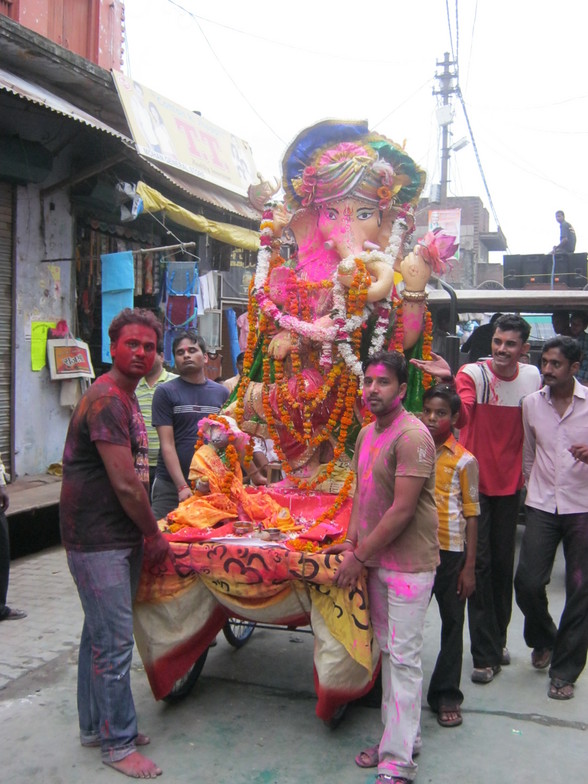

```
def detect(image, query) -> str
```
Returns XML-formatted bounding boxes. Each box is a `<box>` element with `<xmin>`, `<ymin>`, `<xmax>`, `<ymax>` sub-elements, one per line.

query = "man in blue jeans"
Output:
<box><xmin>60</xmin><ymin>308</ymin><xmax>171</xmax><ymax>778</ymax></box>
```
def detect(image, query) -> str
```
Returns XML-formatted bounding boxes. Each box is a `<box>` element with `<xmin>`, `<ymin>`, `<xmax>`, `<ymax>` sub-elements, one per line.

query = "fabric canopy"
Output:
<box><xmin>136</xmin><ymin>180</ymin><xmax>260</xmax><ymax>252</ymax></box>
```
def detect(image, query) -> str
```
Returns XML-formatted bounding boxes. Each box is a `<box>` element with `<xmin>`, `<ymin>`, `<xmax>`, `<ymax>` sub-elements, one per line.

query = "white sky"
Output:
<box><xmin>123</xmin><ymin>0</ymin><xmax>588</xmax><ymax>260</ymax></box>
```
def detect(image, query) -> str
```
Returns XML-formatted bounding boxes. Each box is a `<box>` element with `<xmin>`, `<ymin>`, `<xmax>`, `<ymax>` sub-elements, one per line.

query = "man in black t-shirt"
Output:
<box><xmin>60</xmin><ymin>308</ymin><xmax>171</xmax><ymax>778</ymax></box>
<box><xmin>553</xmin><ymin>210</ymin><xmax>576</xmax><ymax>254</ymax></box>
<box><xmin>151</xmin><ymin>330</ymin><xmax>229</xmax><ymax>520</ymax></box>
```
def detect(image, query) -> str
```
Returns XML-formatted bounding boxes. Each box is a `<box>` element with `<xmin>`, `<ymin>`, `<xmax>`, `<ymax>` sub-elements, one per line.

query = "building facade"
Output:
<box><xmin>0</xmin><ymin>12</ymin><xmax>261</xmax><ymax>480</ymax></box>
<box><xmin>415</xmin><ymin>195</ymin><xmax>506</xmax><ymax>289</ymax></box>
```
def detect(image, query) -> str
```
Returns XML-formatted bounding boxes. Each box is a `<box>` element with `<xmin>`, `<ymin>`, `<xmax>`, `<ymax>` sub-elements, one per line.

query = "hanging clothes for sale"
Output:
<box><xmin>101</xmin><ymin>251</ymin><xmax>135</xmax><ymax>363</ymax></box>
<box><xmin>162</xmin><ymin>259</ymin><xmax>199</xmax><ymax>364</ymax></box>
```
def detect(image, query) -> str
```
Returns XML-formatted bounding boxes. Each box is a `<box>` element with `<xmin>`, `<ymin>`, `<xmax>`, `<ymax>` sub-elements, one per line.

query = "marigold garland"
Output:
<box><xmin>421</xmin><ymin>309</ymin><xmax>434</xmax><ymax>389</ymax></box>
<box><xmin>234</xmin><ymin>203</ymin><xmax>429</xmax><ymax>522</ymax></box>
<box><xmin>388</xmin><ymin>302</ymin><xmax>433</xmax><ymax>389</ymax></box>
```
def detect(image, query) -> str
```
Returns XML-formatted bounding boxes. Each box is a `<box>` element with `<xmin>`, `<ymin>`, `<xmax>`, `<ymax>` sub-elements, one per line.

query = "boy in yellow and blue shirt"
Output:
<box><xmin>422</xmin><ymin>384</ymin><xmax>480</xmax><ymax>728</ymax></box>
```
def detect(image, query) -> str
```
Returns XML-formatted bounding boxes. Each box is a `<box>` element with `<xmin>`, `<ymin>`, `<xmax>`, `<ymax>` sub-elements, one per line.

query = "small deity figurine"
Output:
<box><xmin>232</xmin><ymin>120</ymin><xmax>456</xmax><ymax>504</ymax></box>
<box><xmin>166</xmin><ymin>415</ymin><xmax>284</xmax><ymax>532</ymax></box>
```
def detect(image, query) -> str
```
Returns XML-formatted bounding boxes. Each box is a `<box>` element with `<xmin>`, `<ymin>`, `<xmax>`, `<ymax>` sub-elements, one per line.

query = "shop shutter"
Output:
<box><xmin>0</xmin><ymin>181</ymin><xmax>13</xmax><ymax>471</ymax></box>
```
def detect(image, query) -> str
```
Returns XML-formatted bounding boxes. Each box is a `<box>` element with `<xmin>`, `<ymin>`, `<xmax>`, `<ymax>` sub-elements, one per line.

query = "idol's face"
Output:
<box><xmin>317</xmin><ymin>199</ymin><xmax>381</xmax><ymax>258</ymax></box>
<box><xmin>208</xmin><ymin>425</ymin><xmax>230</xmax><ymax>450</ymax></box>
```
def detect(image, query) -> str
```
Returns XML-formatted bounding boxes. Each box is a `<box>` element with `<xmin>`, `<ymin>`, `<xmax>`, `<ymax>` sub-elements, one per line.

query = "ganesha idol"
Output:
<box><xmin>230</xmin><ymin>120</ymin><xmax>456</xmax><ymax>504</ymax></box>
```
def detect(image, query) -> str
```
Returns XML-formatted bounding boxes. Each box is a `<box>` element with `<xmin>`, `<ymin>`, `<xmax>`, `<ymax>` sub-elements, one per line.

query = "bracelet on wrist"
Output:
<box><xmin>401</xmin><ymin>289</ymin><xmax>428</xmax><ymax>303</ymax></box>
<box><xmin>344</xmin><ymin>538</ymin><xmax>356</xmax><ymax>546</ymax></box>
<box><xmin>177</xmin><ymin>483</ymin><xmax>190</xmax><ymax>493</ymax></box>
<box><xmin>145</xmin><ymin>530</ymin><xmax>161</xmax><ymax>542</ymax></box>
<box><xmin>352</xmin><ymin>551</ymin><xmax>365</xmax><ymax>564</ymax></box>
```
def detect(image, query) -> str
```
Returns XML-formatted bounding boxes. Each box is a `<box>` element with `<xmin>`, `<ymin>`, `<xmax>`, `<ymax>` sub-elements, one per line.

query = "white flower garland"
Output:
<box><xmin>252</xmin><ymin>205</ymin><xmax>412</xmax><ymax>380</ymax></box>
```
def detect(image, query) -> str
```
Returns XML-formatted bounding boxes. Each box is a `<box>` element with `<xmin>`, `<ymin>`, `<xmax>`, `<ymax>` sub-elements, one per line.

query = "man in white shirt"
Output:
<box><xmin>515</xmin><ymin>336</ymin><xmax>588</xmax><ymax>701</ymax></box>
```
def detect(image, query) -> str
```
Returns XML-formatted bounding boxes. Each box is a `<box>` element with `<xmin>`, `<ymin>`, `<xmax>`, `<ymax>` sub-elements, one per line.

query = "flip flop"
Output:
<box><xmin>437</xmin><ymin>704</ymin><xmax>463</xmax><ymax>727</ymax></box>
<box><xmin>531</xmin><ymin>648</ymin><xmax>552</xmax><ymax>670</ymax></box>
<box><xmin>354</xmin><ymin>744</ymin><xmax>379</xmax><ymax>768</ymax></box>
<box><xmin>548</xmin><ymin>678</ymin><xmax>574</xmax><ymax>700</ymax></box>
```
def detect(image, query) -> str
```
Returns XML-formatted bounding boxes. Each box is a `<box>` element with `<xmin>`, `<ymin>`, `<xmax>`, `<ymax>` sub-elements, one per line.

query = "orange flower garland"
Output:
<box><xmin>388</xmin><ymin>302</ymin><xmax>434</xmax><ymax>390</ymax></box>
<box><xmin>389</xmin><ymin>299</ymin><xmax>405</xmax><ymax>352</ymax></box>
<box><xmin>421</xmin><ymin>309</ymin><xmax>434</xmax><ymax>389</ymax></box>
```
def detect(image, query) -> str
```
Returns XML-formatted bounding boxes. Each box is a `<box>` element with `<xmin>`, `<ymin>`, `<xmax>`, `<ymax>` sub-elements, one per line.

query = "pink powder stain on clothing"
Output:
<box><xmin>383</xmin><ymin>572</ymin><xmax>414</xmax><ymax>598</ymax></box>
<box><xmin>403</xmin><ymin>312</ymin><xmax>422</xmax><ymax>332</ymax></box>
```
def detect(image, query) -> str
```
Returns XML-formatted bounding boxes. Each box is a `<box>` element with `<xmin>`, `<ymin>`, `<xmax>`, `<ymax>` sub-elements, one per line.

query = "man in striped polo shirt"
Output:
<box><xmin>136</xmin><ymin>340</ymin><xmax>177</xmax><ymax>489</ymax></box>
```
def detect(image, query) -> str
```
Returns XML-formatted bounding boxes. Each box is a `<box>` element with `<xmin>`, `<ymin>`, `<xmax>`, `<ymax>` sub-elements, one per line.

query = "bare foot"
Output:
<box><xmin>103</xmin><ymin>751</ymin><xmax>162</xmax><ymax>778</ymax></box>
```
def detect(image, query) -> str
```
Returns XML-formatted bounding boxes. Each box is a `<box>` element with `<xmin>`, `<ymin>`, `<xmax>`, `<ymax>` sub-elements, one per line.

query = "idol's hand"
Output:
<box><xmin>268</xmin><ymin>329</ymin><xmax>295</xmax><ymax>360</ymax></box>
<box><xmin>272</xmin><ymin>203</ymin><xmax>290</xmax><ymax>238</ymax></box>
<box><xmin>396</xmin><ymin>246</ymin><xmax>432</xmax><ymax>291</ymax></box>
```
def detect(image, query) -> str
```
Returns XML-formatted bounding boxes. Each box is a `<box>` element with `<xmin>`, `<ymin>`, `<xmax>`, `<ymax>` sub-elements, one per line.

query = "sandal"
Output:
<box><xmin>375</xmin><ymin>776</ymin><xmax>409</xmax><ymax>783</ymax></box>
<box><xmin>548</xmin><ymin>678</ymin><xmax>574</xmax><ymax>700</ymax></box>
<box><xmin>531</xmin><ymin>648</ymin><xmax>552</xmax><ymax>670</ymax></box>
<box><xmin>0</xmin><ymin>607</ymin><xmax>27</xmax><ymax>621</ymax></box>
<box><xmin>355</xmin><ymin>744</ymin><xmax>379</xmax><ymax>768</ymax></box>
<box><xmin>437</xmin><ymin>704</ymin><xmax>463</xmax><ymax>728</ymax></box>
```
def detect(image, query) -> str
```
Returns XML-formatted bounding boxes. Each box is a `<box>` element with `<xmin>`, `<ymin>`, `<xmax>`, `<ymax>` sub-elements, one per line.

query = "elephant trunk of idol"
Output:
<box><xmin>337</xmin><ymin>258</ymin><xmax>396</xmax><ymax>303</ymax></box>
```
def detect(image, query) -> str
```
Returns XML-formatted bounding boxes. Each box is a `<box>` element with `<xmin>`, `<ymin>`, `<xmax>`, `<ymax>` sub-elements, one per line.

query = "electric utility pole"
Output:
<box><xmin>433</xmin><ymin>53</ymin><xmax>458</xmax><ymax>205</ymax></box>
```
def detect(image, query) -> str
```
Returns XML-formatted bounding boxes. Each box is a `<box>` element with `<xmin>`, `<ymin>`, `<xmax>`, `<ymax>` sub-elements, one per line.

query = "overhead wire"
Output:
<box><xmin>373</xmin><ymin>78</ymin><xmax>435</xmax><ymax>129</ymax></box>
<box><xmin>166</xmin><ymin>0</ymin><xmax>286</xmax><ymax>147</ymax></box>
<box><xmin>455</xmin><ymin>0</ymin><xmax>460</xmax><ymax>69</ymax></box>
<box><xmin>473</xmin><ymin>132</ymin><xmax>588</xmax><ymax>200</ymax></box>
<box><xmin>168</xmin><ymin>2</ymin><xmax>407</xmax><ymax>65</ymax></box>
<box><xmin>445</xmin><ymin>0</ymin><xmax>504</xmax><ymax>232</ymax></box>
<box><xmin>445</xmin><ymin>0</ymin><xmax>456</xmax><ymax>62</ymax></box>
<box><xmin>464</xmin><ymin>0</ymin><xmax>479</xmax><ymax>93</ymax></box>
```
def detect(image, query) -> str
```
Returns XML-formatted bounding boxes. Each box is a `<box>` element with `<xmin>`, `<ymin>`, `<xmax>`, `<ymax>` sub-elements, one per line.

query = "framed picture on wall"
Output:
<box><xmin>47</xmin><ymin>339</ymin><xmax>95</xmax><ymax>380</ymax></box>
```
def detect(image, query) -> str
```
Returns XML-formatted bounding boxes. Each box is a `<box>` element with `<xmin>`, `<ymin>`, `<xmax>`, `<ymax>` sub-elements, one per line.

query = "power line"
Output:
<box><xmin>455</xmin><ymin>0</ymin><xmax>460</xmax><ymax>69</ymax></box>
<box><xmin>166</xmin><ymin>0</ymin><xmax>285</xmax><ymax>147</ymax></box>
<box><xmin>464</xmin><ymin>0</ymin><xmax>479</xmax><ymax>93</ymax></box>
<box><xmin>441</xmin><ymin>0</ymin><xmax>503</xmax><ymax>231</ymax></box>
<box><xmin>445</xmin><ymin>0</ymin><xmax>456</xmax><ymax>62</ymax></box>
<box><xmin>373</xmin><ymin>78</ymin><xmax>434</xmax><ymax>129</ymax></box>
<box><xmin>167</xmin><ymin>0</ymin><xmax>405</xmax><ymax>65</ymax></box>
<box><xmin>455</xmin><ymin>85</ymin><xmax>502</xmax><ymax>229</ymax></box>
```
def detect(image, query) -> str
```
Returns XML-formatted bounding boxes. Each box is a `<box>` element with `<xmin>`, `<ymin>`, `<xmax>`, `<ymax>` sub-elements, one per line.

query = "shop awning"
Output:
<box><xmin>140</xmin><ymin>157</ymin><xmax>261</xmax><ymax>221</ymax></box>
<box><xmin>136</xmin><ymin>181</ymin><xmax>260</xmax><ymax>252</ymax></box>
<box><xmin>0</xmin><ymin>66</ymin><xmax>130</xmax><ymax>141</ymax></box>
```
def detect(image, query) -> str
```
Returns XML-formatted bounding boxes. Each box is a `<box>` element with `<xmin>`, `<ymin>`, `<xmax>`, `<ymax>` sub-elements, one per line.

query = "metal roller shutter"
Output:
<box><xmin>0</xmin><ymin>181</ymin><xmax>13</xmax><ymax>472</ymax></box>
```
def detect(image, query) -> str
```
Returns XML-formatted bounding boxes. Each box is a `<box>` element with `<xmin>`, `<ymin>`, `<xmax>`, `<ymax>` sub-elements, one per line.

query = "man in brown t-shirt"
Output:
<box><xmin>332</xmin><ymin>351</ymin><xmax>439</xmax><ymax>784</ymax></box>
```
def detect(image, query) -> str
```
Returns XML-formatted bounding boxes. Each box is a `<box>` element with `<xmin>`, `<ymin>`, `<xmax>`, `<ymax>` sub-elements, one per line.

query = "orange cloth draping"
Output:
<box><xmin>166</xmin><ymin>445</ymin><xmax>287</xmax><ymax>532</ymax></box>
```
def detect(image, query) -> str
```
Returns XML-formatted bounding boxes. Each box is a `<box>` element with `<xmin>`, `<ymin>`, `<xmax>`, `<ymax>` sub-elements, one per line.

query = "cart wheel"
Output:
<box><xmin>222</xmin><ymin>619</ymin><xmax>256</xmax><ymax>648</ymax></box>
<box><xmin>162</xmin><ymin>648</ymin><xmax>209</xmax><ymax>703</ymax></box>
<box><xmin>324</xmin><ymin>702</ymin><xmax>348</xmax><ymax>729</ymax></box>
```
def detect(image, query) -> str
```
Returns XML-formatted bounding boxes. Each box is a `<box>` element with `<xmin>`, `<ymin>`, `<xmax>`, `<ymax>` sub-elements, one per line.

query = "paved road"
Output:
<box><xmin>1</xmin><ymin>531</ymin><xmax>586</xmax><ymax>783</ymax></box>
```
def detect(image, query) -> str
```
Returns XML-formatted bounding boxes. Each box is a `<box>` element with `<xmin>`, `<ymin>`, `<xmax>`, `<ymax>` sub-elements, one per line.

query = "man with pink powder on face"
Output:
<box><xmin>329</xmin><ymin>350</ymin><xmax>439</xmax><ymax>784</ymax></box>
